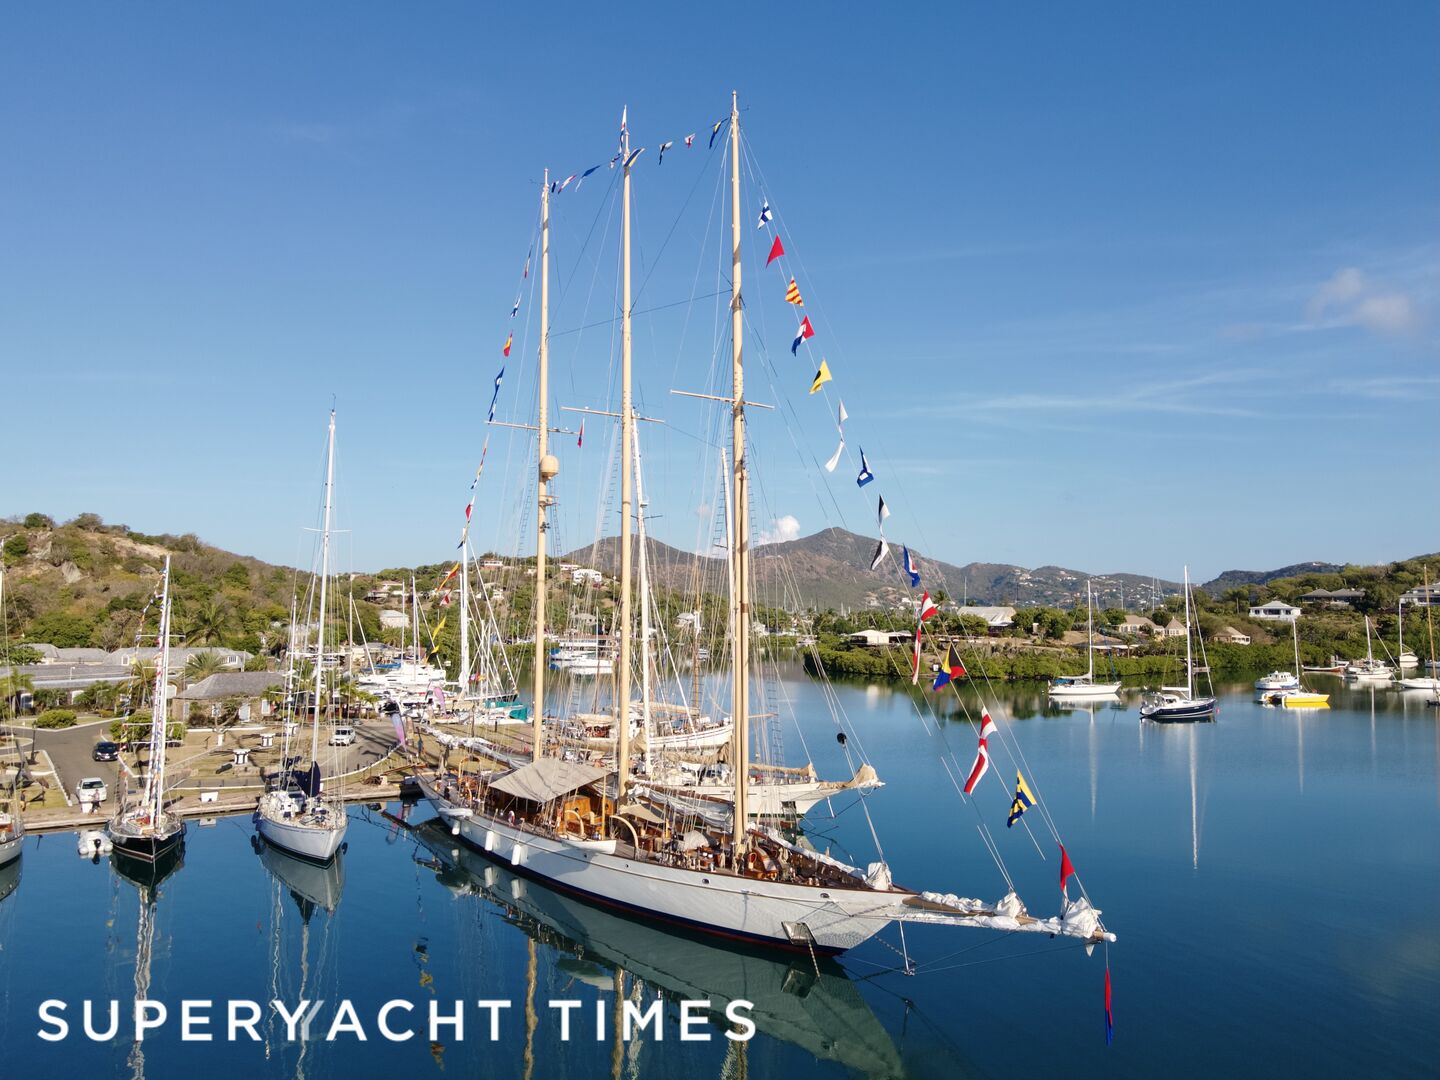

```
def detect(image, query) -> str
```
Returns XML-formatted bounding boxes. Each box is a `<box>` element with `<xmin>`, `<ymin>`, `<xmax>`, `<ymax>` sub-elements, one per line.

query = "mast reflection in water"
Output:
<box><xmin>411</xmin><ymin>819</ymin><xmax>905</xmax><ymax>1079</ymax></box>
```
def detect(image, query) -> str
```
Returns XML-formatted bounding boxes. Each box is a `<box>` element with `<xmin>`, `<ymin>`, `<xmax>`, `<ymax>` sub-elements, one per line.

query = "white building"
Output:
<box><xmin>958</xmin><ymin>606</ymin><xmax>1016</xmax><ymax>630</ymax></box>
<box><xmin>572</xmin><ymin>568</ymin><xmax>604</xmax><ymax>586</ymax></box>
<box><xmin>1248</xmin><ymin>600</ymin><xmax>1301</xmax><ymax>622</ymax></box>
<box><xmin>848</xmin><ymin>629</ymin><xmax>912</xmax><ymax>647</ymax></box>
<box><xmin>378</xmin><ymin>609</ymin><xmax>407</xmax><ymax>630</ymax></box>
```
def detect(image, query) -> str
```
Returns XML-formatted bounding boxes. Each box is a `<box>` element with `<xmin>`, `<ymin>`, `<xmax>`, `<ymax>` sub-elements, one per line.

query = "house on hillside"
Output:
<box><xmin>378</xmin><ymin>609</ymin><xmax>406</xmax><ymax>630</ymax></box>
<box><xmin>113</xmin><ymin>646</ymin><xmax>252</xmax><ymax>670</ymax></box>
<box><xmin>959</xmin><ymin>606</ymin><xmax>1016</xmax><ymax>632</ymax></box>
<box><xmin>848</xmin><ymin>629</ymin><xmax>912</xmax><ymax>647</ymax></box>
<box><xmin>21</xmin><ymin>644</ymin><xmax>62</xmax><ymax>663</ymax></box>
<box><xmin>1401</xmin><ymin>584</ymin><xmax>1440</xmax><ymax>608</ymax></box>
<box><xmin>1249</xmin><ymin>600</ymin><xmax>1301</xmax><ymax>622</ymax></box>
<box><xmin>1114</xmin><ymin>615</ymin><xmax>1158</xmax><ymax>637</ymax></box>
<box><xmin>1158</xmin><ymin>623</ymin><xmax>1188</xmax><ymax>639</ymax></box>
<box><xmin>572</xmin><ymin>568</ymin><xmax>605</xmax><ymax>586</ymax></box>
<box><xmin>169</xmin><ymin>671</ymin><xmax>285</xmax><ymax>723</ymax></box>
<box><xmin>1212</xmin><ymin>626</ymin><xmax>1252</xmax><ymax>645</ymax></box>
<box><xmin>1297</xmin><ymin>588</ymin><xmax>1365</xmax><ymax>609</ymax></box>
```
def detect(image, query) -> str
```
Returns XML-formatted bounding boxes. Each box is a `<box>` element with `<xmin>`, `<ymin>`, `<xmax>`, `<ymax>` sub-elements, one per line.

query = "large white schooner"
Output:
<box><xmin>421</xmin><ymin>94</ymin><xmax>1112</xmax><ymax>955</ymax></box>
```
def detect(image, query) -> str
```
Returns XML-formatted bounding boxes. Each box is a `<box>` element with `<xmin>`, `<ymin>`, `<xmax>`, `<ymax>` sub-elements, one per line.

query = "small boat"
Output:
<box><xmin>77</xmin><ymin>829</ymin><xmax>113</xmax><ymax>858</ymax></box>
<box><xmin>1302</xmin><ymin>659</ymin><xmax>1345</xmax><ymax>675</ymax></box>
<box><xmin>1140</xmin><ymin>568</ymin><xmax>1216</xmax><ymax>721</ymax></box>
<box><xmin>1255</xmin><ymin>671</ymin><xmax>1300</xmax><ymax>692</ymax></box>
<box><xmin>1344</xmin><ymin>619</ymin><xmax>1393</xmax><ymax>681</ymax></box>
<box><xmin>107</xmin><ymin>556</ymin><xmax>187</xmax><ymax>865</ymax></box>
<box><xmin>1266</xmin><ymin>622</ymin><xmax>1329</xmax><ymax>708</ymax></box>
<box><xmin>1050</xmin><ymin>582</ymin><xmax>1121</xmax><ymax>698</ymax></box>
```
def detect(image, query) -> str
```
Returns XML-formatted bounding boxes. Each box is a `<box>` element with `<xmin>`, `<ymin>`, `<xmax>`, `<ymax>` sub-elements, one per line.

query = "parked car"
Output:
<box><xmin>92</xmin><ymin>741</ymin><xmax>120</xmax><ymax>762</ymax></box>
<box><xmin>76</xmin><ymin>777</ymin><xmax>109</xmax><ymax>804</ymax></box>
<box><xmin>328</xmin><ymin>726</ymin><xmax>356</xmax><ymax>747</ymax></box>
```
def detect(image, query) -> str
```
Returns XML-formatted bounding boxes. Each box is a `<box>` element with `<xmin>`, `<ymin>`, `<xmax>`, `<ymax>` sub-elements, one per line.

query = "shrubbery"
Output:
<box><xmin>35</xmin><ymin>708</ymin><xmax>78</xmax><ymax>729</ymax></box>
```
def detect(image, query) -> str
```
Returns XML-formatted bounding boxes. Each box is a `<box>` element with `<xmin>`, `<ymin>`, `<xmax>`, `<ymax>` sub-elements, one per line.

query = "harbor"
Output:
<box><xmin>3</xmin><ymin>670</ymin><xmax>1438</xmax><ymax>1077</ymax></box>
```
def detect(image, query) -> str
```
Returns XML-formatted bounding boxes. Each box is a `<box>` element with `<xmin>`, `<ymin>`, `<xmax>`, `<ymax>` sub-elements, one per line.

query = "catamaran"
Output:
<box><xmin>1140</xmin><ymin>566</ymin><xmax>1217</xmax><ymax>721</ymax></box>
<box><xmin>255</xmin><ymin>409</ymin><xmax>348</xmax><ymax>863</ymax></box>
<box><xmin>108</xmin><ymin>556</ymin><xmax>187</xmax><ymax>865</ymax></box>
<box><xmin>420</xmin><ymin>95</ymin><xmax>1113</xmax><ymax>955</ymax></box>
<box><xmin>1050</xmin><ymin>581</ymin><xmax>1121</xmax><ymax>698</ymax></box>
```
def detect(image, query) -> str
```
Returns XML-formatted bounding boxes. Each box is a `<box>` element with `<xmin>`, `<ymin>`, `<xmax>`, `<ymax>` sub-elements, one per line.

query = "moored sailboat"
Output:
<box><xmin>1050</xmin><ymin>581</ymin><xmax>1121</xmax><ymax>698</ymax></box>
<box><xmin>1140</xmin><ymin>567</ymin><xmax>1216</xmax><ymax>721</ymax></box>
<box><xmin>255</xmin><ymin>409</ymin><xmax>348</xmax><ymax>863</ymax></box>
<box><xmin>107</xmin><ymin>556</ymin><xmax>187</xmax><ymax>865</ymax></box>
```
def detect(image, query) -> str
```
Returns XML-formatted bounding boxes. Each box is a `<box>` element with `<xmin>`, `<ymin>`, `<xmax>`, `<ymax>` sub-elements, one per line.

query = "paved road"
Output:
<box><xmin>3</xmin><ymin>717</ymin><xmax>399</xmax><ymax>811</ymax></box>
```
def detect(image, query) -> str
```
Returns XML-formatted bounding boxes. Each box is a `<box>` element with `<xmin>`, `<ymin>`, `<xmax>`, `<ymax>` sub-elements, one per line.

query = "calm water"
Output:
<box><xmin>2</xmin><ymin>668</ymin><xmax>1437</xmax><ymax>1078</ymax></box>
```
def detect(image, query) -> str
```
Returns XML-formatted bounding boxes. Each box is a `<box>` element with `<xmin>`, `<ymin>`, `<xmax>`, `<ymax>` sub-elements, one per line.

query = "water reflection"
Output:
<box><xmin>253</xmin><ymin>839</ymin><xmax>344</xmax><ymax>1076</ymax></box>
<box><xmin>411</xmin><ymin>819</ymin><xmax>907</xmax><ymax>1079</ymax></box>
<box><xmin>112</xmin><ymin>845</ymin><xmax>183</xmax><ymax>1080</ymax></box>
<box><xmin>256</xmin><ymin>837</ymin><xmax>346</xmax><ymax>920</ymax></box>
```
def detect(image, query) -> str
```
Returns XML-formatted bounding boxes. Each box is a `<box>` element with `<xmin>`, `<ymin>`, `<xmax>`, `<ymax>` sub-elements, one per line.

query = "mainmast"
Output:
<box><xmin>532</xmin><ymin>170</ymin><xmax>554</xmax><ymax>760</ymax></box>
<box><xmin>615</xmin><ymin>117</ymin><xmax>635</xmax><ymax>804</ymax></box>
<box><xmin>311</xmin><ymin>410</ymin><xmax>336</xmax><ymax>770</ymax></box>
<box><xmin>143</xmin><ymin>555</ymin><xmax>173</xmax><ymax>816</ymax></box>
<box><xmin>1086</xmin><ymin>581</ymin><xmax>1095</xmax><ymax>681</ymax></box>
<box><xmin>1182</xmin><ymin>565</ymin><xmax>1193</xmax><ymax>698</ymax></box>
<box><xmin>728</xmin><ymin>91</ymin><xmax>750</xmax><ymax>854</ymax></box>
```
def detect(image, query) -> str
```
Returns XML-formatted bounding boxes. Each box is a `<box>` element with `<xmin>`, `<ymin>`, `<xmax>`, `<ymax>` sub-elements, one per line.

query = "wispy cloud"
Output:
<box><xmin>1326</xmin><ymin>374</ymin><xmax>1440</xmax><ymax>400</ymax></box>
<box><xmin>1307</xmin><ymin>266</ymin><xmax>1424</xmax><ymax>338</ymax></box>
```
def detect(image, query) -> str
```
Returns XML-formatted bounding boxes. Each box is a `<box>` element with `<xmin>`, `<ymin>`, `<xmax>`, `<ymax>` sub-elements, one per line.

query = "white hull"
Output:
<box><xmin>255</xmin><ymin>794</ymin><xmax>347</xmax><ymax>862</ymax></box>
<box><xmin>1397</xmin><ymin>677</ymin><xmax>1440</xmax><ymax>692</ymax></box>
<box><xmin>0</xmin><ymin>832</ymin><xmax>21</xmax><ymax>867</ymax></box>
<box><xmin>1255</xmin><ymin>672</ymin><xmax>1300</xmax><ymax>691</ymax></box>
<box><xmin>421</xmin><ymin>776</ymin><xmax>896</xmax><ymax>953</ymax></box>
<box><xmin>1049</xmin><ymin>681</ymin><xmax>1121</xmax><ymax>698</ymax></box>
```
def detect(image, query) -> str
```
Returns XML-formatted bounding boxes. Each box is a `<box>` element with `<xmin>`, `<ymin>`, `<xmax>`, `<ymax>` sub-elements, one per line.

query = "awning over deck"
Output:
<box><xmin>489</xmin><ymin>757</ymin><xmax>607</xmax><ymax>804</ymax></box>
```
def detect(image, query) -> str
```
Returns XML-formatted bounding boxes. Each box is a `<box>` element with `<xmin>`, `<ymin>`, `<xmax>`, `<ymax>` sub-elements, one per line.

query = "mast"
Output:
<box><xmin>615</xmin><ymin>117</ymin><xmax>635</xmax><ymax>803</ymax></box>
<box><xmin>532</xmin><ymin>170</ymin><xmax>552</xmax><ymax>760</ymax></box>
<box><xmin>635</xmin><ymin>427</ymin><xmax>653</xmax><ymax>770</ymax></box>
<box><xmin>728</xmin><ymin>91</ymin><xmax>750</xmax><ymax>854</ymax></box>
<box><xmin>311</xmin><ymin>410</ymin><xmax>336</xmax><ymax>771</ymax></box>
<box><xmin>1183</xmin><ymin>565</ymin><xmax>1194</xmax><ymax>698</ymax></box>
<box><xmin>143</xmin><ymin>555</ymin><xmax>173</xmax><ymax>816</ymax></box>
<box><xmin>460</xmin><ymin>540</ymin><xmax>470</xmax><ymax>697</ymax></box>
<box><xmin>1086</xmin><ymin>581</ymin><xmax>1095</xmax><ymax>681</ymax></box>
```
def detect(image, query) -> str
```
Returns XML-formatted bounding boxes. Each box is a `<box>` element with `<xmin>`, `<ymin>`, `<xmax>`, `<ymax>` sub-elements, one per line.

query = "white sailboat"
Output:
<box><xmin>421</xmin><ymin>97</ymin><xmax>1112</xmax><ymax>954</ymax></box>
<box><xmin>255</xmin><ymin>409</ymin><xmax>348</xmax><ymax>863</ymax></box>
<box><xmin>1344</xmin><ymin>617</ymin><xmax>1392</xmax><ymax>681</ymax></box>
<box><xmin>1397</xmin><ymin>567</ymin><xmax>1440</xmax><ymax>696</ymax></box>
<box><xmin>1049</xmin><ymin>581</ymin><xmax>1121</xmax><ymax>697</ymax></box>
<box><xmin>1140</xmin><ymin>567</ymin><xmax>1217</xmax><ymax>721</ymax></box>
<box><xmin>107</xmin><ymin>556</ymin><xmax>187</xmax><ymax>864</ymax></box>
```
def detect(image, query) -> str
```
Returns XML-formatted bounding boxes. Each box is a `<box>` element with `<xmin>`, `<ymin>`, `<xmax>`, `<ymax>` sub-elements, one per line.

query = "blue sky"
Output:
<box><xmin>3</xmin><ymin>3</ymin><xmax>1435</xmax><ymax>583</ymax></box>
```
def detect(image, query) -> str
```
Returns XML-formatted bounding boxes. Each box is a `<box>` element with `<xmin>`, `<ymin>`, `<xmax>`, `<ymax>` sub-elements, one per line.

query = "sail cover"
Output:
<box><xmin>489</xmin><ymin>758</ymin><xmax>606</xmax><ymax>804</ymax></box>
<box><xmin>295</xmin><ymin>763</ymin><xmax>322</xmax><ymax>798</ymax></box>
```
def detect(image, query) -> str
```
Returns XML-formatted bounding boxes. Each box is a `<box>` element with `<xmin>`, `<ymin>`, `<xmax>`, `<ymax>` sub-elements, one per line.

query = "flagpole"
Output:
<box><xmin>532</xmin><ymin>170</ymin><xmax>552</xmax><ymax>761</ymax></box>
<box><xmin>615</xmin><ymin>116</ymin><xmax>634</xmax><ymax>808</ymax></box>
<box><xmin>728</xmin><ymin>90</ymin><xmax>750</xmax><ymax>856</ymax></box>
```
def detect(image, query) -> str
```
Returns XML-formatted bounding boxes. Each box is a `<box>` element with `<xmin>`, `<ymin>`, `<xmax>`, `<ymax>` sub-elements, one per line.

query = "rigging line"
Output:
<box><xmin>559</xmin><ymin>171</ymin><xmax>622</xmax><ymax>403</ymax></box>
<box><xmin>632</xmin><ymin>133</ymin><xmax>728</xmax><ymax>308</ymax></box>
<box><xmin>548</xmin><ymin>290</ymin><xmax>730</xmax><ymax>340</ymax></box>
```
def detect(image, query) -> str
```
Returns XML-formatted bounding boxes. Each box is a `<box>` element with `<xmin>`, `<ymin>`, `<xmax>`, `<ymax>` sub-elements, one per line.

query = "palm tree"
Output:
<box><xmin>0</xmin><ymin>672</ymin><xmax>34</xmax><ymax>722</ymax></box>
<box><xmin>185</xmin><ymin>597</ymin><xmax>231</xmax><ymax>646</ymax></box>
<box><xmin>184</xmin><ymin>650</ymin><xmax>227</xmax><ymax>685</ymax></box>
<box><xmin>126</xmin><ymin>660</ymin><xmax>157</xmax><ymax>708</ymax></box>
